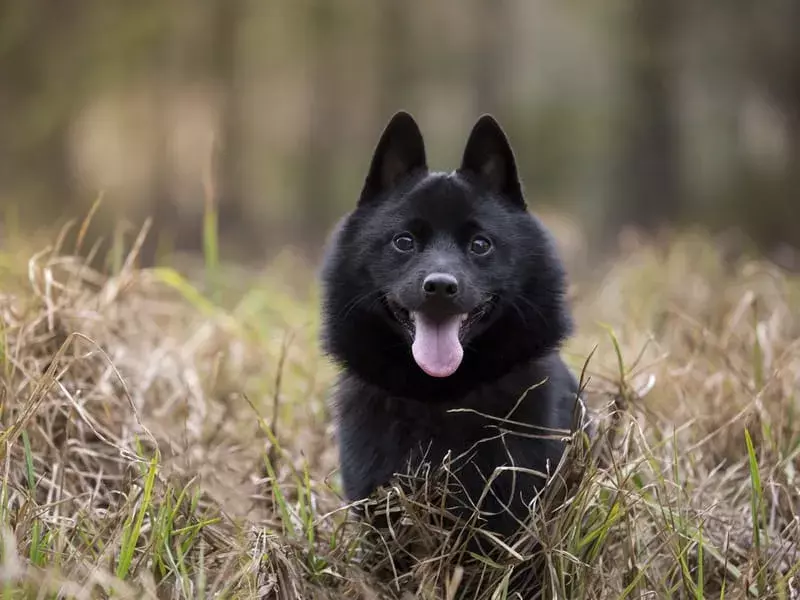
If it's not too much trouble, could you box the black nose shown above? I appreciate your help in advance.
[422,273,459,298]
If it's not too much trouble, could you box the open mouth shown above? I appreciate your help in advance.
[384,297,494,339]
[384,296,495,378]
[385,297,414,331]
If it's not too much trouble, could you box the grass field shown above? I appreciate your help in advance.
[1,215,799,599]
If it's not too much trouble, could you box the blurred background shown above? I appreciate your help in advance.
[1,0,799,270]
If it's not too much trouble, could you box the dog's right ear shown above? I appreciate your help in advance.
[359,111,427,205]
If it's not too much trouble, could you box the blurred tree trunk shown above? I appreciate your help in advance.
[766,0,800,255]
[472,0,509,115]
[300,0,341,252]
[0,1,80,223]
[603,0,682,248]
[213,0,254,253]
[139,8,180,268]
[376,0,413,116]
[728,0,800,267]
[764,0,800,266]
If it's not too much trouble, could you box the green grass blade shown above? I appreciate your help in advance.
[744,428,766,594]
[116,454,158,580]
[696,524,704,600]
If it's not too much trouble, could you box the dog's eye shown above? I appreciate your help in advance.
[469,235,492,256]
[393,233,415,253]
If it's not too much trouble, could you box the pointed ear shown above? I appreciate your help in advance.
[359,111,427,205]
[458,114,525,208]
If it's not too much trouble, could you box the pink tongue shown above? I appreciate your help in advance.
[411,313,465,378]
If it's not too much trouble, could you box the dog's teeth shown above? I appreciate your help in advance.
[460,314,468,323]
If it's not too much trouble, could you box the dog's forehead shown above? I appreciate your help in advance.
[390,172,479,224]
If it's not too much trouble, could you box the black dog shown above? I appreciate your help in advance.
[320,111,580,541]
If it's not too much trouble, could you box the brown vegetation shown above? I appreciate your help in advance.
[1,225,799,598]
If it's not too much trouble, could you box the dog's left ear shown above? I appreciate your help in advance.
[458,115,525,208]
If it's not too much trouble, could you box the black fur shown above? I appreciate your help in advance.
[320,111,579,540]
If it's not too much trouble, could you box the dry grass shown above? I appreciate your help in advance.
[1,223,799,599]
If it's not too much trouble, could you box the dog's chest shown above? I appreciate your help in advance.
[349,370,551,469]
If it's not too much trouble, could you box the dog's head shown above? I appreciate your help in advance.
[321,112,572,396]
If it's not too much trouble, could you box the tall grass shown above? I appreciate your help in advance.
[0,221,798,598]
